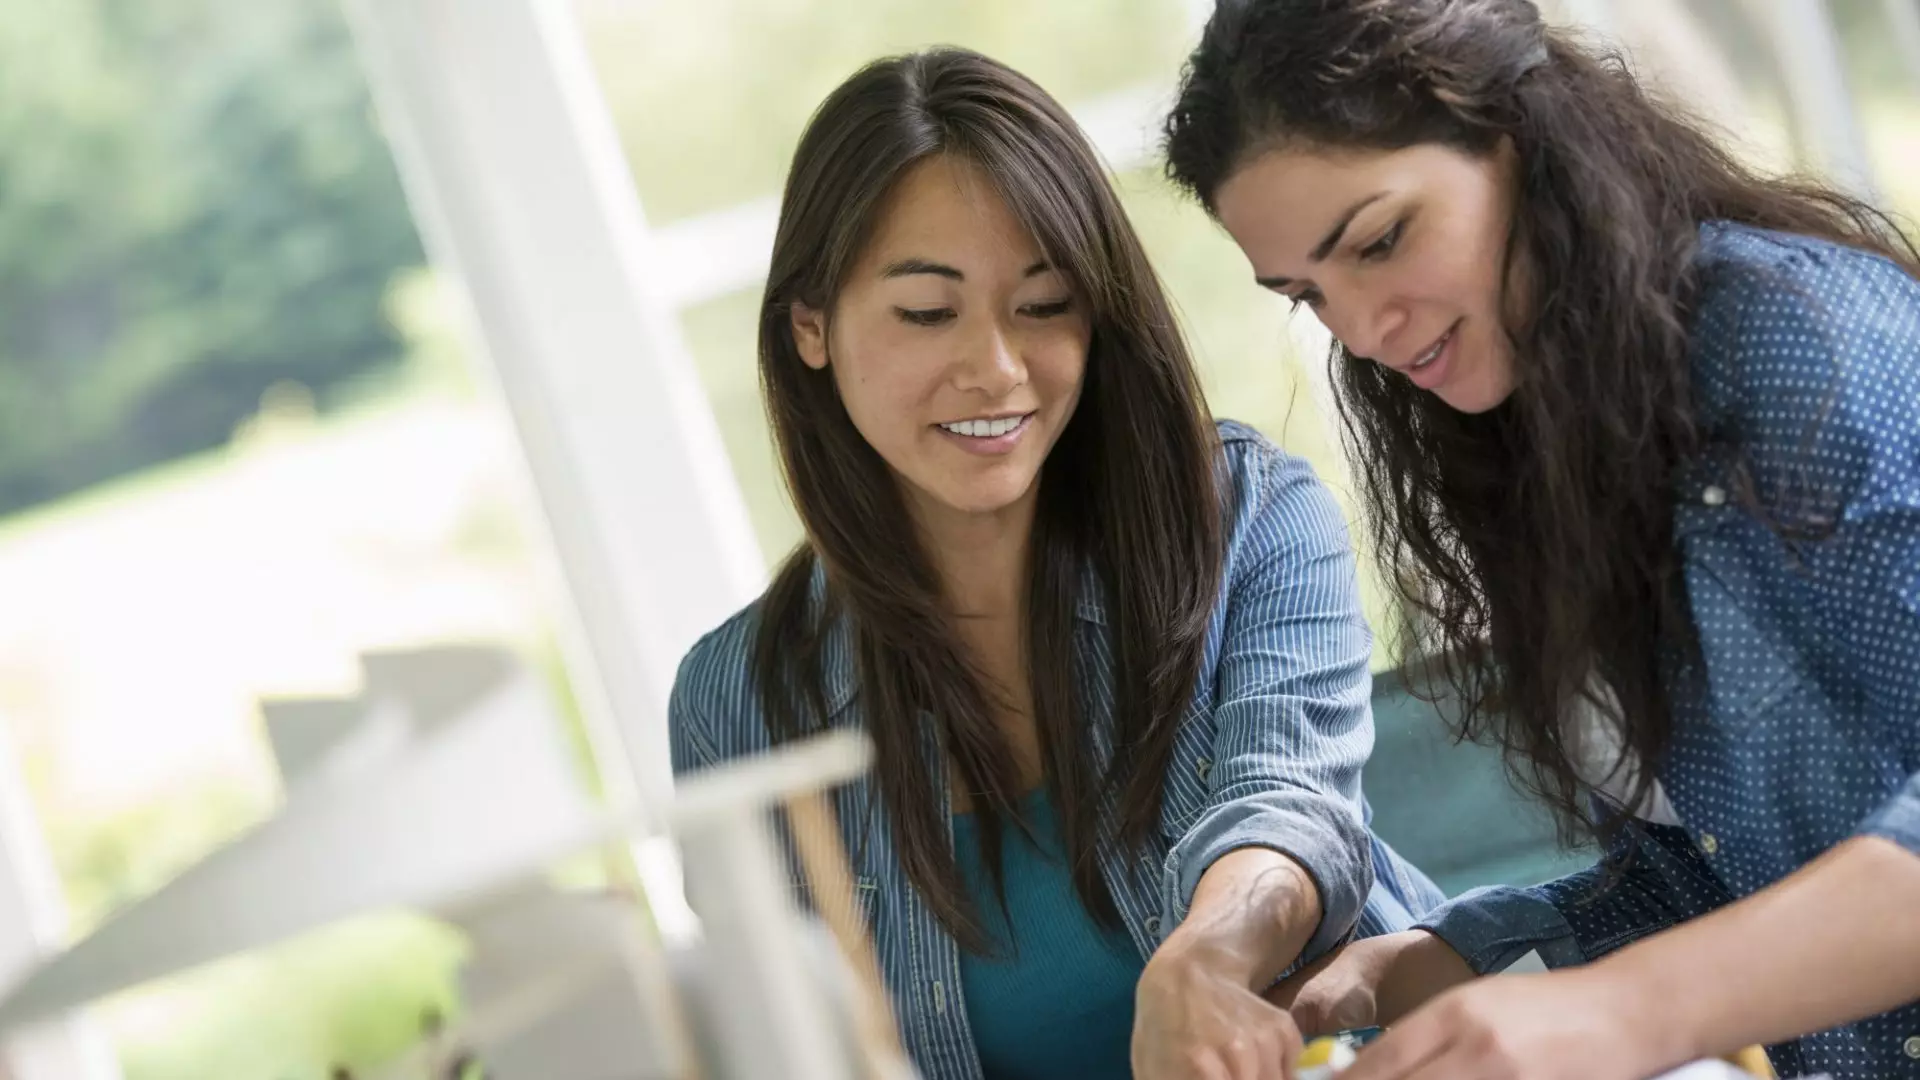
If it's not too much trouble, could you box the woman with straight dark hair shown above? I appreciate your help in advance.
[1164,2,1920,1078]
[670,46,1443,1080]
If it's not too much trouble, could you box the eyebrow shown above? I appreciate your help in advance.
[1253,192,1387,289]
[881,258,1054,281]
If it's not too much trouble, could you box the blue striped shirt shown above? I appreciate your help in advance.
[671,421,1445,1080]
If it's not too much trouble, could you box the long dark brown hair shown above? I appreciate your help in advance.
[756,47,1222,947]
[1164,0,1918,846]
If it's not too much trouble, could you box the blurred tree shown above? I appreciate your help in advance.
[0,0,423,515]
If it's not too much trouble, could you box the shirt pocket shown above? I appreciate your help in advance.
[1682,546,1892,868]
[1683,539,1809,722]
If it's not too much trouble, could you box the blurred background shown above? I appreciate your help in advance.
[0,0,1913,1076]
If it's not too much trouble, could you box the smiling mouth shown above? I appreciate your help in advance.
[1408,325,1455,372]
[937,413,1032,438]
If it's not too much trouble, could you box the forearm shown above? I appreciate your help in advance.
[1372,931,1478,1025]
[1157,847,1324,988]
[1594,835,1920,1069]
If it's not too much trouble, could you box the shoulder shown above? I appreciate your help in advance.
[669,597,772,771]
[1688,222,1920,512]
[1211,418,1354,573]
[1690,222,1920,422]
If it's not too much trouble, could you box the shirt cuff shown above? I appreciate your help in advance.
[1858,770,1920,856]
[1415,886,1588,974]
[1162,791,1371,965]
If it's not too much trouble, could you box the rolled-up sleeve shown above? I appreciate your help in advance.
[1861,772,1920,854]
[1161,445,1375,965]
[1419,817,1718,973]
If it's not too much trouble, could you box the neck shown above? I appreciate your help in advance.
[910,485,1038,622]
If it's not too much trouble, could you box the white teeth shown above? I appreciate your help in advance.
[940,415,1025,438]
[1412,333,1449,370]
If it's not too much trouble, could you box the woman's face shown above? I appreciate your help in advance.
[791,154,1089,525]
[1212,141,1520,414]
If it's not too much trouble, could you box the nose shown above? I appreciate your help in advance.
[952,319,1026,397]
[1320,290,1408,366]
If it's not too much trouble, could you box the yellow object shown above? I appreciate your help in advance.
[1296,1036,1356,1075]
[1297,1038,1336,1068]
[1723,1046,1776,1077]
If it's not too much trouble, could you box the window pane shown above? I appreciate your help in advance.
[580,0,1194,224]
[0,2,591,1076]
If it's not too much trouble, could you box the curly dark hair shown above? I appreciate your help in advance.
[1164,0,1917,846]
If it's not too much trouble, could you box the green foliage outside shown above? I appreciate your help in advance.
[0,0,421,515]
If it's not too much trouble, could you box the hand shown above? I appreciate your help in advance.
[1338,968,1658,1080]
[1267,930,1476,1036]
[1134,943,1306,1080]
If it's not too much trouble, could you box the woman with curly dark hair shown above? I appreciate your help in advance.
[1165,2,1920,1077]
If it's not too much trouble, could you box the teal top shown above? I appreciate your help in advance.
[951,790,1144,1080]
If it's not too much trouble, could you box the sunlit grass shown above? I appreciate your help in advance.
[105,914,467,1080]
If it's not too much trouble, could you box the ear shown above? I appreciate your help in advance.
[790,302,829,370]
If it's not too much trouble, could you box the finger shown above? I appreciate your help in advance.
[1337,1011,1460,1080]
[1215,1029,1263,1080]
[1278,995,1329,1038]
[1245,1025,1291,1080]
[1193,1051,1235,1080]
[1271,1007,1305,1070]
[1270,1031,1301,1080]
[1268,951,1337,1011]
[1244,991,1305,1079]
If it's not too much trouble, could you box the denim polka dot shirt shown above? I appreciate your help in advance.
[1419,222,1920,1079]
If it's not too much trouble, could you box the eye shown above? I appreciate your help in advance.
[1287,288,1326,312]
[895,307,955,327]
[1020,298,1074,318]
[1359,220,1403,262]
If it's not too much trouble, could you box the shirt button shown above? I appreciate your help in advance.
[1195,758,1213,784]
[1699,833,1719,855]
[1702,485,1728,507]
[1145,915,1163,938]
[1904,1035,1920,1059]
[931,979,947,1015]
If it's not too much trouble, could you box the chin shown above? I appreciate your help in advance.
[931,473,1040,517]
[1435,364,1516,415]
[1437,386,1508,414]
[946,490,1033,517]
